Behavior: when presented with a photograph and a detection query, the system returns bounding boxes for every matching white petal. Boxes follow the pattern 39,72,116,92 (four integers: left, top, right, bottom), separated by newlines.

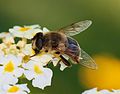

0,56,6,65
0,74,18,85
82,88,98,94
14,68,24,77
32,67,53,89
0,32,8,38
19,84,30,93
62,54,69,60
52,58,59,66
24,70,35,80
43,68,53,79
60,61,68,71
43,27,49,33
22,44,35,56
99,90,112,94
31,54,53,66
2,84,30,94
112,89,120,93
0,50,4,56
6,54,22,66
0,66,4,73
13,26,21,30
16,91,28,94
32,76,47,90
22,60,35,69
25,24,41,29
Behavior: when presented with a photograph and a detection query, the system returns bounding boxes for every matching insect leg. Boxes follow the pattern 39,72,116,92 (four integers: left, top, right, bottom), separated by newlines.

30,49,40,57
60,55,71,67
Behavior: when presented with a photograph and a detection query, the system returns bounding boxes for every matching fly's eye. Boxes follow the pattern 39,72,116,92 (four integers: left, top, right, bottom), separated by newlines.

36,39,43,50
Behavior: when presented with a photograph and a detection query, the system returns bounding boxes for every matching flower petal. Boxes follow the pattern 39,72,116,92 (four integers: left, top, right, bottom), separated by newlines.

82,88,98,94
0,73,18,85
14,68,24,77
59,61,68,71
24,70,35,80
32,76,47,90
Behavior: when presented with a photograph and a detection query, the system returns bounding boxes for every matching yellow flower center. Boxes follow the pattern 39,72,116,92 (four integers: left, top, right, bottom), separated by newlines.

4,60,14,72
23,55,30,63
19,27,30,32
8,86,19,93
34,65,43,74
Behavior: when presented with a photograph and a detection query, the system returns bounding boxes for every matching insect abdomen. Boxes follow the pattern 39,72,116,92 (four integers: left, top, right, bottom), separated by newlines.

65,37,80,63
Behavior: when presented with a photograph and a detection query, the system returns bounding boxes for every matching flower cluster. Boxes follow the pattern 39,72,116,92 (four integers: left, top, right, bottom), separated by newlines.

0,25,69,94
82,88,120,94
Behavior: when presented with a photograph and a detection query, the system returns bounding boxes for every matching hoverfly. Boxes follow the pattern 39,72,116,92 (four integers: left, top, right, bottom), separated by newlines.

31,20,97,69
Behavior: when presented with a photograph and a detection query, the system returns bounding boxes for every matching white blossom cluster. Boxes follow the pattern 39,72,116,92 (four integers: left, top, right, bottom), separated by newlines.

0,25,69,94
82,88,120,94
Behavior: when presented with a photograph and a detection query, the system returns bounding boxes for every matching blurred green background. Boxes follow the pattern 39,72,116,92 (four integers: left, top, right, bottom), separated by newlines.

0,0,120,94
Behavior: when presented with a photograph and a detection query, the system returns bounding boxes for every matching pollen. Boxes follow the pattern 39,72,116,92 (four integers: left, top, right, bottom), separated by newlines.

31,49,35,55
54,53,60,59
23,55,30,63
4,60,14,72
34,65,43,74
19,27,30,32
8,86,19,93
38,51,46,56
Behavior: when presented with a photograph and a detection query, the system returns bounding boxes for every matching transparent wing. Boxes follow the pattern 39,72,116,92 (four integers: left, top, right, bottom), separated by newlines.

58,20,92,36
80,49,97,69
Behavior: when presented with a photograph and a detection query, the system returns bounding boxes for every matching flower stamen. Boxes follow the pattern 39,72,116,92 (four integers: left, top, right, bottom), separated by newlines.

8,86,19,93
4,60,14,72
34,65,43,74
19,27,30,32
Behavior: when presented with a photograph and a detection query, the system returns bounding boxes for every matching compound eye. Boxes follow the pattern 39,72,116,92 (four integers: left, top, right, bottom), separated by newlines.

36,39,43,50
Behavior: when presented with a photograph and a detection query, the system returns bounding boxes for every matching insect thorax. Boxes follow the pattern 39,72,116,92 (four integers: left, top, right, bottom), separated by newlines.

43,32,68,50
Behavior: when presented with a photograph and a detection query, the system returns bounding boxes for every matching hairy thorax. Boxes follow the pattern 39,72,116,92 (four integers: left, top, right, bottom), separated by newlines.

43,32,68,52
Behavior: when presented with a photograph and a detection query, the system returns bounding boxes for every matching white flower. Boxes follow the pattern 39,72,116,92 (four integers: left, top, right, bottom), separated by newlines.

23,60,53,90
0,54,24,78
82,88,120,94
52,57,60,66
112,90,120,94
0,73,18,86
16,40,27,49
42,27,50,34
30,52,53,66
52,58,68,71
0,84,30,94
0,32,8,38
52,54,69,71
0,43,7,50
82,88,98,94
9,25,42,39
22,44,35,56
59,61,68,71
60,55,69,71
5,44,20,55
31,51,69,70
0,49,4,56
0,43,19,55
0,32,14,44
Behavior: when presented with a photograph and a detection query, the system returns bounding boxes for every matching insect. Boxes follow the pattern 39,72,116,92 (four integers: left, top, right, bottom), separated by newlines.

31,20,97,69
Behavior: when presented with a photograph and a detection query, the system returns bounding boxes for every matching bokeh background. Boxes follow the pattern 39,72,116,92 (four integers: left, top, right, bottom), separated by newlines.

0,0,120,94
